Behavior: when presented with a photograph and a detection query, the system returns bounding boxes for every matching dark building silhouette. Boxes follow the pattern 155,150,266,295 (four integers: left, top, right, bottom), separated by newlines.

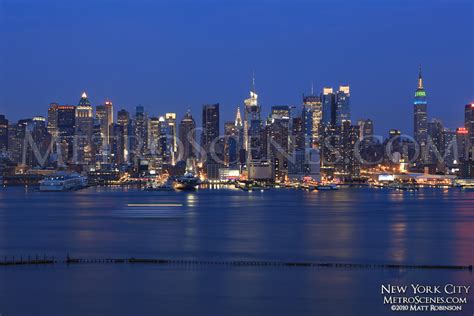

178,110,196,162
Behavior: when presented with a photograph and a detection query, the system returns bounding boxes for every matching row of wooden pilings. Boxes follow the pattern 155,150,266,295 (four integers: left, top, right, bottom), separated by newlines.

0,255,471,271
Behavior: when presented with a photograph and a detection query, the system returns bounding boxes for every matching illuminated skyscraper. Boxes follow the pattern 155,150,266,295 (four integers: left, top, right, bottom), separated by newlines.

463,103,474,177
302,91,322,148
243,76,263,162
224,121,238,166
117,109,130,162
25,116,50,167
322,87,336,126
414,67,428,152
159,116,173,165
464,103,474,146
148,116,161,154
268,111,290,181
427,118,444,164
336,85,351,125
357,119,374,140
133,105,148,159
96,98,114,148
0,115,8,155
47,102,59,137
75,92,93,164
76,92,93,138
165,113,177,165
456,127,470,162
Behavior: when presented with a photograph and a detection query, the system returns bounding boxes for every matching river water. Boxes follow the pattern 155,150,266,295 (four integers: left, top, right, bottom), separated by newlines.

0,186,473,315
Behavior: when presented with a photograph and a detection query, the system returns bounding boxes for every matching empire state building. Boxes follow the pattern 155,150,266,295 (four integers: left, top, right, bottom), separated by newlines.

414,67,428,152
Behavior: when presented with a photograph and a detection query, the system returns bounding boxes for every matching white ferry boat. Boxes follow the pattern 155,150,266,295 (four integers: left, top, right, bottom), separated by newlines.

39,173,88,192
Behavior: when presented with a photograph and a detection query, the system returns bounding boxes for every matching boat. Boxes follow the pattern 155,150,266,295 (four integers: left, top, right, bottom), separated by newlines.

172,172,200,191
39,172,88,192
144,180,174,191
316,183,338,190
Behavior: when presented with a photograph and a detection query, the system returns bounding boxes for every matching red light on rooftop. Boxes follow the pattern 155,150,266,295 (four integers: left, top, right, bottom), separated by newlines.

457,127,468,134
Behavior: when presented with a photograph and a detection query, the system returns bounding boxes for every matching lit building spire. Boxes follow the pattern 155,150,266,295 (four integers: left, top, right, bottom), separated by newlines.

245,72,258,106
235,106,242,127
418,65,423,89
78,91,91,106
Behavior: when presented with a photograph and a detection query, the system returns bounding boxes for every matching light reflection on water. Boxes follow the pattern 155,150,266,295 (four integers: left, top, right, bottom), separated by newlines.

0,186,473,315
1,186,472,264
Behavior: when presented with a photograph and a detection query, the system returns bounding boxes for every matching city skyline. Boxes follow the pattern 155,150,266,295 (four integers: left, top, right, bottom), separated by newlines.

1,0,472,135
1,70,471,137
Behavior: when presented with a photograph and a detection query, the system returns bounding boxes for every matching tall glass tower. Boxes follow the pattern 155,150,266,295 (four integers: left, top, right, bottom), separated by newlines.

336,86,351,125
302,91,322,148
414,67,428,149
243,76,263,161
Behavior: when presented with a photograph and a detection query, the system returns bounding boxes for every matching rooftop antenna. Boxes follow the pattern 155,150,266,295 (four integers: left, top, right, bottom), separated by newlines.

252,70,256,93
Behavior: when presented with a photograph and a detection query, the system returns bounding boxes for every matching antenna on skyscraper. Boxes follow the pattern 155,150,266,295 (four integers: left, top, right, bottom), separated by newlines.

251,70,256,93
311,81,314,95
418,64,423,89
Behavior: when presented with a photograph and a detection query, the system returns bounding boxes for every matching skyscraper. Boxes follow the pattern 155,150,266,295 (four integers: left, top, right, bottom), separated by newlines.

224,121,238,166
443,128,457,168
47,102,59,137
109,123,125,165
243,77,263,162
291,117,305,152
268,116,290,181
96,98,114,149
165,113,178,165
148,116,161,155
158,116,172,165
13,119,32,165
178,110,196,162
57,105,76,164
456,127,469,162
321,87,336,126
336,86,351,125
357,119,374,140
0,115,8,156
427,118,444,164
201,103,220,152
464,103,474,146
117,109,130,163
335,121,360,179
302,92,322,148
75,92,93,164
463,103,474,177
24,116,50,167
133,105,148,159
76,92,93,138
201,103,221,179
414,67,428,154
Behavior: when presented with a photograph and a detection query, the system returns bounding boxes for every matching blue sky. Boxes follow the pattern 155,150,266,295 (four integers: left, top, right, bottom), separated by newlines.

0,0,472,135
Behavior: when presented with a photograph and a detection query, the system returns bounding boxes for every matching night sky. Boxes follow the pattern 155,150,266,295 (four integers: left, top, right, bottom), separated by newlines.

0,0,472,135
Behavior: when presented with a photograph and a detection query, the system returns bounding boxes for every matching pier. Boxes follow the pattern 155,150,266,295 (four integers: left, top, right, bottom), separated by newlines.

0,255,472,272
